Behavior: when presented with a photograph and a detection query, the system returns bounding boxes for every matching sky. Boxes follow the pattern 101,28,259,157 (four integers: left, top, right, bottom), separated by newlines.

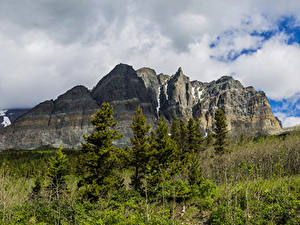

0,0,300,127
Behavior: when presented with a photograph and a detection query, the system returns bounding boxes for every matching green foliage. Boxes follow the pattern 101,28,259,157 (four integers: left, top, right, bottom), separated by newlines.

186,118,204,154
1,106,300,224
205,132,214,146
214,109,230,154
146,118,179,198
128,105,152,193
78,102,123,201
208,176,300,225
179,119,188,154
30,171,43,200
150,117,177,170
170,118,180,144
45,147,68,200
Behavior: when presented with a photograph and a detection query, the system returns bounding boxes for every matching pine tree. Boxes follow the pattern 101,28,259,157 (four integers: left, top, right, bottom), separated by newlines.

46,147,68,200
214,109,229,154
128,105,151,192
179,119,188,155
151,117,177,170
186,118,204,154
148,117,178,194
186,152,203,187
205,132,214,146
78,102,123,201
171,118,180,145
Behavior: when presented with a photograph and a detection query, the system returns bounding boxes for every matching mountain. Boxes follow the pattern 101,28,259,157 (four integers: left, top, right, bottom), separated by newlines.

0,109,29,128
0,63,282,150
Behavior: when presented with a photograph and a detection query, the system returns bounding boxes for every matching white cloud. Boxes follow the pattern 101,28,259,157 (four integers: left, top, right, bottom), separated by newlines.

1,0,300,111
227,35,300,100
275,112,300,127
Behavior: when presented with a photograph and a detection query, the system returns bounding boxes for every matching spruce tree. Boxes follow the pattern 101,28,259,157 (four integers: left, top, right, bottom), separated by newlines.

128,105,151,192
179,119,188,155
205,132,214,146
78,102,123,201
171,118,180,145
151,117,177,170
214,109,229,154
46,147,68,200
186,118,204,154
148,117,178,194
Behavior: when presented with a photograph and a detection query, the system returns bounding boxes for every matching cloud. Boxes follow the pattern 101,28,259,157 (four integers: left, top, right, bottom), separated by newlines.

275,112,300,127
0,0,300,125
227,34,300,100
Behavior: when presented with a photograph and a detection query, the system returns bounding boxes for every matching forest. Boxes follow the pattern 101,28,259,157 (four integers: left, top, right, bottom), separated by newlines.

0,103,299,224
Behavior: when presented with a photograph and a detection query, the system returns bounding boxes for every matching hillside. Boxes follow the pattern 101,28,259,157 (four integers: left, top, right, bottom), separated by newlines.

0,121,298,224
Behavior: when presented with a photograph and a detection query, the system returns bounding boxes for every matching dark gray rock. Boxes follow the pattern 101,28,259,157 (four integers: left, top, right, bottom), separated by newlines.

0,63,282,150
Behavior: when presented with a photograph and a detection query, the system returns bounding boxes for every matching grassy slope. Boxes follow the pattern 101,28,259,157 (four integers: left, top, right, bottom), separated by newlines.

0,133,299,224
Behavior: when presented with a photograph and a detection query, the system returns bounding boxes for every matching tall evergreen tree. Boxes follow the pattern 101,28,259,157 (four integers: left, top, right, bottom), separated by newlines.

128,106,151,192
151,117,177,170
179,119,188,155
46,147,68,200
78,102,123,201
214,109,229,154
170,118,180,145
186,118,204,154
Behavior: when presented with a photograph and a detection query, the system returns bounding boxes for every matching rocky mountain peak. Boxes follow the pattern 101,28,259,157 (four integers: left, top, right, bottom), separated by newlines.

91,63,149,105
174,67,187,79
111,63,135,76
56,85,90,101
212,76,244,91
0,64,282,150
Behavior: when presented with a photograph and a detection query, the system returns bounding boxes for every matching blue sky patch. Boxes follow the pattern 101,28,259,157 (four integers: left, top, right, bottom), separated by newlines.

210,15,300,126
210,16,300,62
269,96,300,118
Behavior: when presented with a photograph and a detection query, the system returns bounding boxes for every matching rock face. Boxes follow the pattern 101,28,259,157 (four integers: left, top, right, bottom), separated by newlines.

0,86,99,149
0,63,282,150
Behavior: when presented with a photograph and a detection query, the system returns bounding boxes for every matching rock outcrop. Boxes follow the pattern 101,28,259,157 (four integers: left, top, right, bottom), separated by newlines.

0,86,98,149
0,63,282,150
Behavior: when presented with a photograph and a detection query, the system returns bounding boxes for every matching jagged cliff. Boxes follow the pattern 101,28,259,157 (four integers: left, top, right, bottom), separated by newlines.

0,63,282,150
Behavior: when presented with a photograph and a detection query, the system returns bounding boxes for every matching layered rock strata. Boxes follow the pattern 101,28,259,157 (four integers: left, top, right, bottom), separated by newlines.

0,64,282,150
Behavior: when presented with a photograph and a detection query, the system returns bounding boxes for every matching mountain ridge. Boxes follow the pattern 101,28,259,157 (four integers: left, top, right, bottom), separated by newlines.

0,63,282,150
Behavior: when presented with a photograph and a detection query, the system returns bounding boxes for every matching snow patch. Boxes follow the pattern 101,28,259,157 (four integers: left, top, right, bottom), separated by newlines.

191,87,195,98
164,83,169,100
2,116,11,127
0,110,11,127
198,88,203,101
0,110,7,116
156,87,161,117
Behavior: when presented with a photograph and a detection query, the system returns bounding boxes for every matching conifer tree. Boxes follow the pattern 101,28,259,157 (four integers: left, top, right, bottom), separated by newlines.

186,118,204,154
148,117,178,193
179,119,188,155
151,117,177,170
78,102,123,201
128,105,151,192
171,118,180,145
214,109,229,154
187,152,203,187
46,147,68,200
205,132,214,146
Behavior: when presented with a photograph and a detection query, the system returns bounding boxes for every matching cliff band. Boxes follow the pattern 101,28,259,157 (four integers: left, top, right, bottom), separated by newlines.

0,64,282,149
